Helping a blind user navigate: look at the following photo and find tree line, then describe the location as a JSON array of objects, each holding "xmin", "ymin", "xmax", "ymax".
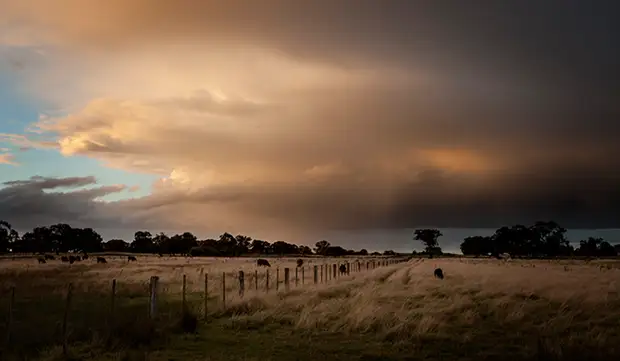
[
  {"xmin": 413, "ymin": 221, "xmax": 620, "ymax": 258},
  {"xmin": 2, "ymin": 220, "xmax": 618, "ymax": 258},
  {"xmin": 0, "ymin": 221, "xmax": 395, "ymax": 257}
]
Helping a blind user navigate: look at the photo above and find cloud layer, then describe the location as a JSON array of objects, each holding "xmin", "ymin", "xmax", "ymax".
[{"xmin": 1, "ymin": 0, "xmax": 619, "ymax": 238}]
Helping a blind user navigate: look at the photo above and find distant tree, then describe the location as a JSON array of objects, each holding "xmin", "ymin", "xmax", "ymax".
[
  {"xmin": 599, "ymin": 241, "xmax": 617, "ymax": 257},
  {"xmin": 169, "ymin": 232, "xmax": 198, "ymax": 254},
  {"xmin": 250, "ymin": 240, "xmax": 269, "ymax": 254},
  {"xmin": 0, "ymin": 220, "xmax": 19, "ymax": 253},
  {"xmin": 153, "ymin": 232, "xmax": 171, "ymax": 254},
  {"xmin": 413, "ymin": 229, "xmax": 443, "ymax": 255},
  {"xmin": 73, "ymin": 227, "xmax": 104, "ymax": 253},
  {"xmin": 250, "ymin": 240, "xmax": 270, "ymax": 254},
  {"xmin": 314, "ymin": 240, "xmax": 330, "ymax": 255},
  {"xmin": 614, "ymin": 244, "xmax": 620, "ymax": 256},
  {"xmin": 299, "ymin": 245, "xmax": 313, "ymax": 255},
  {"xmin": 270, "ymin": 241, "xmax": 299, "ymax": 255},
  {"xmin": 49, "ymin": 223, "xmax": 74, "ymax": 252},
  {"xmin": 17, "ymin": 226, "xmax": 53, "ymax": 254},
  {"xmin": 234, "ymin": 234, "xmax": 252, "ymax": 255},
  {"xmin": 460, "ymin": 236, "xmax": 493, "ymax": 256},
  {"xmin": 530, "ymin": 221, "xmax": 570, "ymax": 257},
  {"xmin": 358, "ymin": 249, "xmax": 369, "ymax": 256},
  {"xmin": 323, "ymin": 246, "xmax": 348, "ymax": 257},
  {"xmin": 104, "ymin": 239, "xmax": 129, "ymax": 252},
  {"xmin": 131, "ymin": 231, "xmax": 154, "ymax": 253},
  {"xmin": 383, "ymin": 250, "xmax": 396, "ymax": 256}
]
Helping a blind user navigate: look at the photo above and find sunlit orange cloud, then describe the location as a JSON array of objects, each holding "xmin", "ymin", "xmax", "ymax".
[{"xmin": 2, "ymin": 0, "xmax": 619, "ymax": 236}]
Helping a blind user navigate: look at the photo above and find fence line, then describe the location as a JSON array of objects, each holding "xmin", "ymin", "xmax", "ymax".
[{"xmin": 0, "ymin": 257, "xmax": 408, "ymax": 357}]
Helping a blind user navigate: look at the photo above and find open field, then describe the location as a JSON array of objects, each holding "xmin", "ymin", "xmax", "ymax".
[{"xmin": 1, "ymin": 256, "xmax": 620, "ymax": 361}]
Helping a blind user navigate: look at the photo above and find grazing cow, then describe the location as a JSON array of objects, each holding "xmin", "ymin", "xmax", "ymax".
[
  {"xmin": 82, "ymin": 254, "xmax": 89, "ymax": 260},
  {"xmin": 61, "ymin": 256, "xmax": 70, "ymax": 263},
  {"xmin": 37, "ymin": 257, "xmax": 46, "ymax": 264},
  {"xmin": 97, "ymin": 257, "xmax": 107, "ymax": 264},
  {"xmin": 128, "ymin": 256, "xmax": 137, "ymax": 262},
  {"xmin": 296, "ymin": 259, "xmax": 304, "ymax": 268},
  {"xmin": 257, "ymin": 258, "xmax": 271, "ymax": 267},
  {"xmin": 69, "ymin": 255, "xmax": 81, "ymax": 263},
  {"xmin": 434, "ymin": 268, "xmax": 444, "ymax": 279},
  {"xmin": 44, "ymin": 255, "xmax": 55, "ymax": 260},
  {"xmin": 339, "ymin": 264, "xmax": 346, "ymax": 275}
]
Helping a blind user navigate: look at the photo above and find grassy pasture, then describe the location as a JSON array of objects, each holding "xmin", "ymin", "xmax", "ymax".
[{"xmin": 1, "ymin": 256, "xmax": 619, "ymax": 361}]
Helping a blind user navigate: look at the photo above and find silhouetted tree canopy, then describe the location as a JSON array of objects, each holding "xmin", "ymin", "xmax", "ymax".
[
  {"xmin": 459, "ymin": 221, "xmax": 618, "ymax": 258},
  {"xmin": 1, "ymin": 219, "xmax": 618, "ymax": 259},
  {"xmin": 413, "ymin": 229, "xmax": 443, "ymax": 256}
]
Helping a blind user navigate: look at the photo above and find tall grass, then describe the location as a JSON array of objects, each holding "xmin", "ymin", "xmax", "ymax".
[{"xmin": 1, "ymin": 256, "xmax": 619, "ymax": 360}]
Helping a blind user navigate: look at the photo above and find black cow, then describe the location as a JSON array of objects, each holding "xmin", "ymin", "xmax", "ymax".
[
  {"xmin": 44, "ymin": 255, "xmax": 55, "ymax": 260},
  {"xmin": 128, "ymin": 256, "xmax": 137, "ymax": 262},
  {"xmin": 69, "ymin": 255, "xmax": 81, "ymax": 264},
  {"xmin": 37, "ymin": 257, "xmax": 46, "ymax": 264},
  {"xmin": 434, "ymin": 268, "xmax": 444, "ymax": 279},
  {"xmin": 97, "ymin": 257, "xmax": 107, "ymax": 264},
  {"xmin": 296, "ymin": 259, "xmax": 304, "ymax": 268},
  {"xmin": 257, "ymin": 259, "xmax": 271, "ymax": 267},
  {"xmin": 339, "ymin": 264, "xmax": 346, "ymax": 275},
  {"xmin": 61, "ymin": 256, "xmax": 70, "ymax": 263}
]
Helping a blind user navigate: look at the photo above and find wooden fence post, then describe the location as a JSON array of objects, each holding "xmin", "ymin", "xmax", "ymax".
[
  {"xmin": 204, "ymin": 273, "xmax": 208, "ymax": 321},
  {"xmin": 284, "ymin": 268, "xmax": 290, "ymax": 291},
  {"xmin": 255, "ymin": 270, "xmax": 258, "ymax": 291},
  {"xmin": 62, "ymin": 283, "xmax": 73, "ymax": 357},
  {"xmin": 266, "ymin": 269, "xmax": 270, "ymax": 292},
  {"xmin": 149, "ymin": 276, "xmax": 159, "ymax": 319},
  {"xmin": 313, "ymin": 265, "xmax": 318, "ymax": 284},
  {"xmin": 295, "ymin": 267, "xmax": 299, "ymax": 286},
  {"xmin": 5, "ymin": 286, "xmax": 15, "ymax": 351},
  {"xmin": 346, "ymin": 262, "xmax": 350, "ymax": 275},
  {"xmin": 222, "ymin": 272, "xmax": 226, "ymax": 308},
  {"xmin": 302, "ymin": 267, "xmax": 305, "ymax": 284},
  {"xmin": 320, "ymin": 265, "xmax": 324, "ymax": 283},
  {"xmin": 109, "ymin": 279, "xmax": 116, "ymax": 335},
  {"xmin": 276, "ymin": 268, "xmax": 280, "ymax": 291},
  {"xmin": 239, "ymin": 270, "xmax": 245, "ymax": 297},
  {"xmin": 182, "ymin": 274, "xmax": 187, "ymax": 312},
  {"xmin": 333, "ymin": 264, "xmax": 337, "ymax": 280}
]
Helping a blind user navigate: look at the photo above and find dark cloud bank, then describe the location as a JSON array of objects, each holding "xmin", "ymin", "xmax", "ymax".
[{"xmin": 2, "ymin": 1, "xmax": 620, "ymax": 246}]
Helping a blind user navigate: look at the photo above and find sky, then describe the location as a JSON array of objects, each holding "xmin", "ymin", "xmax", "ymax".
[{"xmin": 1, "ymin": 0, "xmax": 619, "ymax": 253}]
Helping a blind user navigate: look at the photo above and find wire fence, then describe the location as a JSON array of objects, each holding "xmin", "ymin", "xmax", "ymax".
[{"xmin": 0, "ymin": 257, "xmax": 407, "ymax": 358}]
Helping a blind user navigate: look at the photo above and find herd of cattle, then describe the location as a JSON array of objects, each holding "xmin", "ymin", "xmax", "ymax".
[
  {"xmin": 37, "ymin": 254, "xmax": 137, "ymax": 264},
  {"xmin": 34, "ymin": 254, "xmax": 445, "ymax": 279}
]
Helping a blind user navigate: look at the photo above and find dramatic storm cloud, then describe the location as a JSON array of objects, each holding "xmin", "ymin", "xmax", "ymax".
[{"xmin": 1, "ymin": 0, "xmax": 619, "ymax": 239}]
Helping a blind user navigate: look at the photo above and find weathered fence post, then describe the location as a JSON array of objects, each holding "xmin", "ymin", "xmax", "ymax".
[
  {"xmin": 182, "ymin": 274, "xmax": 187, "ymax": 312},
  {"xmin": 204, "ymin": 273, "xmax": 209, "ymax": 320},
  {"xmin": 62, "ymin": 283, "xmax": 73, "ymax": 357},
  {"xmin": 266, "ymin": 269, "xmax": 270, "ymax": 292},
  {"xmin": 314, "ymin": 265, "xmax": 318, "ymax": 284},
  {"xmin": 333, "ymin": 264, "xmax": 337, "ymax": 279},
  {"xmin": 5, "ymin": 286, "xmax": 15, "ymax": 351},
  {"xmin": 284, "ymin": 268, "xmax": 290, "ymax": 291},
  {"xmin": 276, "ymin": 268, "xmax": 280, "ymax": 291},
  {"xmin": 255, "ymin": 270, "xmax": 258, "ymax": 291},
  {"xmin": 302, "ymin": 267, "xmax": 305, "ymax": 284},
  {"xmin": 320, "ymin": 265, "xmax": 324, "ymax": 283},
  {"xmin": 149, "ymin": 276, "xmax": 159, "ymax": 319},
  {"xmin": 109, "ymin": 279, "xmax": 116, "ymax": 336},
  {"xmin": 239, "ymin": 270, "xmax": 245, "ymax": 297},
  {"xmin": 295, "ymin": 267, "xmax": 299, "ymax": 286},
  {"xmin": 222, "ymin": 272, "xmax": 226, "ymax": 308},
  {"xmin": 346, "ymin": 262, "xmax": 350, "ymax": 275}
]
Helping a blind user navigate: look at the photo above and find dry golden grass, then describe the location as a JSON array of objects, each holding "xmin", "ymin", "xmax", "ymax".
[{"xmin": 1, "ymin": 256, "xmax": 620, "ymax": 360}]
